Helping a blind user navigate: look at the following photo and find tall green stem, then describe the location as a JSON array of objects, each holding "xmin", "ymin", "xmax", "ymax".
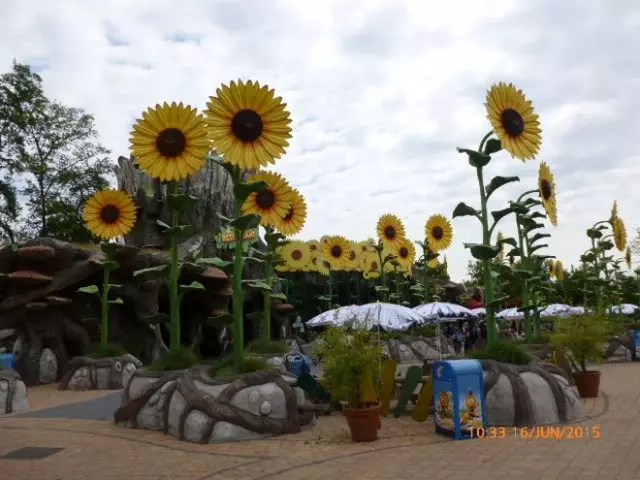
[
  {"xmin": 262, "ymin": 250, "xmax": 274, "ymax": 342},
  {"xmin": 232, "ymin": 168, "xmax": 246, "ymax": 367},
  {"xmin": 515, "ymin": 213, "xmax": 532, "ymax": 340},
  {"xmin": 168, "ymin": 181, "xmax": 181, "ymax": 353},
  {"xmin": 476, "ymin": 164, "xmax": 496, "ymax": 344},
  {"xmin": 100, "ymin": 266, "xmax": 111, "ymax": 350}
]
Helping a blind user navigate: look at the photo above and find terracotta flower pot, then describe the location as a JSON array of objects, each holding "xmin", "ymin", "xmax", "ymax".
[
  {"xmin": 572, "ymin": 370, "xmax": 601, "ymax": 398},
  {"xmin": 343, "ymin": 403, "xmax": 381, "ymax": 442}
]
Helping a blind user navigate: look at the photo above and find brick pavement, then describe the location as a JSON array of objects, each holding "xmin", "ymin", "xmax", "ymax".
[{"xmin": 0, "ymin": 362, "xmax": 636, "ymax": 480}]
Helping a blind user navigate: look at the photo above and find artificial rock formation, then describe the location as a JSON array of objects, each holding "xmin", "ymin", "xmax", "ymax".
[
  {"xmin": 480, "ymin": 360, "xmax": 583, "ymax": 426},
  {"xmin": 114, "ymin": 368, "xmax": 314, "ymax": 444},
  {"xmin": 383, "ymin": 337, "xmax": 456, "ymax": 363},
  {"xmin": 0, "ymin": 368, "xmax": 28, "ymax": 414},
  {"xmin": 58, "ymin": 354, "xmax": 142, "ymax": 391},
  {"xmin": 0, "ymin": 237, "xmax": 229, "ymax": 386}
]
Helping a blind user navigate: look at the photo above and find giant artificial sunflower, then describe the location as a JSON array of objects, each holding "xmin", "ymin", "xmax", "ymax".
[
  {"xmin": 83, "ymin": 189, "xmax": 137, "ymax": 240},
  {"xmin": 322, "ymin": 235, "xmax": 351, "ymax": 270},
  {"xmin": 317, "ymin": 257, "xmax": 331, "ymax": 276},
  {"xmin": 613, "ymin": 216, "xmax": 627, "ymax": 251},
  {"xmin": 361, "ymin": 252, "xmax": 381, "ymax": 279},
  {"xmin": 277, "ymin": 188, "xmax": 307, "ymax": 237},
  {"xmin": 281, "ymin": 241, "xmax": 311, "ymax": 271},
  {"xmin": 425, "ymin": 214, "xmax": 453, "ymax": 252},
  {"xmin": 554, "ymin": 260, "xmax": 564, "ymax": 280},
  {"xmin": 394, "ymin": 238, "xmax": 416, "ymax": 270},
  {"xmin": 538, "ymin": 161, "xmax": 558, "ymax": 226},
  {"xmin": 129, "ymin": 102, "xmax": 210, "ymax": 182},
  {"xmin": 241, "ymin": 171, "xmax": 294, "ymax": 228},
  {"xmin": 377, "ymin": 214, "xmax": 405, "ymax": 246},
  {"xmin": 611, "ymin": 200, "xmax": 618, "ymax": 221},
  {"xmin": 626, "ymin": 247, "xmax": 632, "ymax": 270},
  {"xmin": 485, "ymin": 82, "xmax": 542, "ymax": 161},
  {"xmin": 307, "ymin": 240, "xmax": 320, "ymax": 254},
  {"xmin": 346, "ymin": 242, "xmax": 361, "ymax": 272},
  {"xmin": 204, "ymin": 80, "xmax": 292, "ymax": 170}
]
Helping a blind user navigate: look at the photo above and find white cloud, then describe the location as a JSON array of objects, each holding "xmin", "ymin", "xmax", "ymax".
[{"xmin": 2, "ymin": 0, "xmax": 640, "ymax": 279}]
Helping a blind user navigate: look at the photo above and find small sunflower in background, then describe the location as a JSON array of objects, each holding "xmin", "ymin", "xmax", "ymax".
[
  {"xmin": 485, "ymin": 82, "xmax": 542, "ymax": 161},
  {"xmin": 497, "ymin": 232, "xmax": 505, "ymax": 261},
  {"xmin": 277, "ymin": 188, "xmax": 307, "ymax": 237},
  {"xmin": 361, "ymin": 252, "xmax": 381, "ymax": 279},
  {"xmin": 554, "ymin": 260, "xmax": 564, "ymax": 280},
  {"xmin": 625, "ymin": 247, "xmax": 632, "ymax": 270},
  {"xmin": 204, "ymin": 80, "xmax": 292, "ymax": 170},
  {"xmin": 547, "ymin": 259, "xmax": 556, "ymax": 278},
  {"xmin": 319, "ymin": 235, "xmax": 330, "ymax": 246},
  {"xmin": 613, "ymin": 216, "xmax": 627, "ymax": 251},
  {"xmin": 357, "ymin": 240, "xmax": 374, "ymax": 255},
  {"xmin": 317, "ymin": 257, "xmax": 331, "ymax": 276},
  {"xmin": 322, "ymin": 235, "xmax": 351, "ymax": 270},
  {"xmin": 129, "ymin": 102, "xmax": 210, "ymax": 181},
  {"xmin": 538, "ymin": 162, "xmax": 558, "ymax": 226},
  {"xmin": 282, "ymin": 241, "xmax": 311, "ymax": 271},
  {"xmin": 346, "ymin": 242, "xmax": 361, "ymax": 272},
  {"xmin": 611, "ymin": 200, "xmax": 618, "ymax": 221},
  {"xmin": 307, "ymin": 240, "xmax": 320, "ymax": 253},
  {"xmin": 241, "ymin": 171, "xmax": 293, "ymax": 228},
  {"xmin": 377, "ymin": 214, "xmax": 406, "ymax": 246},
  {"xmin": 425, "ymin": 214, "xmax": 453, "ymax": 252},
  {"xmin": 83, "ymin": 189, "xmax": 137, "ymax": 240},
  {"xmin": 394, "ymin": 238, "xmax": 416, "ymax": 271}
]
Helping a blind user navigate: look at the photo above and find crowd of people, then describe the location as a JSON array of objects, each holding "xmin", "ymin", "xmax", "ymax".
[{"xmin": 443, "ymin": 320, "xmax": 487, "ymax": 355}]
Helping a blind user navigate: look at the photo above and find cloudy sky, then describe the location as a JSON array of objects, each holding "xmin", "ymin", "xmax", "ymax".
[{"xmin": 2, "ymin": 0, "xmax": 639, "ymax": 280}]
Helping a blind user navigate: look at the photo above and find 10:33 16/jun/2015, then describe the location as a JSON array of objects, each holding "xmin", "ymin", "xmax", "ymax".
[{"xmin": 470, "ymin": 425, "xmax": 601, "ymax": 440}]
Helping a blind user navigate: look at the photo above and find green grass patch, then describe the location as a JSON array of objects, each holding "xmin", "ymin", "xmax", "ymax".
[
  {"xmin": 468, "ymin": 339, "xmax": 533, "ymax": 365},
  {"xmin": 209, "ymin": 356, "xmax": 273, "ymax": 378},
  {"xmin": 246, "ymin": 339, "xmax": 288, "ymax": 355},
  {"xmin": 148, "ymin": 348, "xmax": 200, "ymax": 372}
]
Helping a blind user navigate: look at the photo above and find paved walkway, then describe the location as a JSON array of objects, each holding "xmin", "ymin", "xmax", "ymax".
[{"xmin": 0, "ymin": 363, "xmax": 637, "ymax": 480}]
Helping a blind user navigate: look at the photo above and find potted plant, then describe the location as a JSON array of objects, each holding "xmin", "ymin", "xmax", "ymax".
[
  {"xmin": 318, "ymin": 325, "xmax": 383, "ymax": 442},
  {"xmin": 552, "ymin": 313, "xmax": 610, "ymax": 398}
]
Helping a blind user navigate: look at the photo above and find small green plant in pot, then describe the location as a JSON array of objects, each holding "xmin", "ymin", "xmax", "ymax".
[
  {"xmin": 318, "ymin": 325, "xmax": 383, "ymax": 442},
  {"xmin": 552, "ymin": 313, "xmax": 610, "ymax": 398}
]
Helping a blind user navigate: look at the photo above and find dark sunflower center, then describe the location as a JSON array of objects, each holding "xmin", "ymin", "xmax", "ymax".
[
  {"xmin": 540, "ymin": 179, "xmax": 552, "ymax": 200},
  {"xmin": 291, "ymin": 249, "xmax": 302, "ymax": 261},
  {"xmin": 349, "ymin": 251, "xmax": 356, "ymax": 261},
  {"xmin": 330, "ymin": 246, "xmax": 342, "ymax": 258},
  {"xmin": 372, "ymin": 261, "xmax": 379, "ymax": 270},
  {"xmin": 501, "ymin": 108, "xmax": 525, "ymax": 137},
  {"xmin": 255, "ymin": 189, "xmax": 276, "ymax": 209},
  {"xmin": 283, "ymin": 207, "xmax": 294, "ymax": 221},
  {"xmin": 231, "ymin": 109, "xmax": 263, "ymax": 142},
  {"xmin": 99, "ymin": 204, "xmax": 121, "ymax": 224},
  {"xmin": 432, "ymin": 226, "xmax": 444, "ymax": 240},
  {"xmin": 384, "ymin": 226, "xmax": 396, "ymax": 239},
  {"xmin": 399, "ymin": 247, "xmax": 409, "ymax": 258},
  {"xmin": 156, "ymin": 128, "xmax": 187, "ymax": 157}
]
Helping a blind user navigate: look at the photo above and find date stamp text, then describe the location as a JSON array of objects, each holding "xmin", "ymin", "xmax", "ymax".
[{"xmin": 470, "ymin": 425, "xmax": 600, "ymax": 440}]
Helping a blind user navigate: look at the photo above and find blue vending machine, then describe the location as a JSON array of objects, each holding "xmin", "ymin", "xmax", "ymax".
[{"xmin": 432, "ymin": 359, "xmax": 487, "ymax": 440}]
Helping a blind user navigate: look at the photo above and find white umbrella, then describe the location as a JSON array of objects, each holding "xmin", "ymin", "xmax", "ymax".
[
  {"xmin": 569, "ymin": 306, "xmax": 586, "ymax": 315},
  {"xmin": 539, "ymin": 304, "xmax": 572, "ymax": 318},
  {"xmin": 608, "ymin": 304, "xmax": 639, "ymax": 315},
  {"xmin": 353, "ymin": 302, "xmax": 425, "ymax": 331},
  {"xmin": 413, "ymin": 302, "xmax": 478, "ymax": 323},
  {"xmin": 305, "ymin": 305, "xmax": 360, "ymax": 327},
  {"xmin": 470, "ymin": 307, "xmax": 486, "ymax": 317},
  {"xmin": 496, "ymin": 307, "xmax": 524, "ymax": 320}
]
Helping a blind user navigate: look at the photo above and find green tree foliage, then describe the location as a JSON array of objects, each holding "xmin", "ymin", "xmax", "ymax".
[{"xmin": 0, "ymin": 61, "xmax": 111, "ymax": 242}]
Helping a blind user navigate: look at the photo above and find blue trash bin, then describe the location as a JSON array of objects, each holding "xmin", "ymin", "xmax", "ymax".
[{"xmin": 0, "ymin": 353, "xmax": 14, "ymax": 369}]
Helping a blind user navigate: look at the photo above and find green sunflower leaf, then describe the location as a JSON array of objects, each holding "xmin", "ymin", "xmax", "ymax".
[
  {"xmin": 452, "ymin": 202, "xmax": 479, "ymax": 219},
  {"xmin": 485, "ymin": 176, "xmax": 520, "ymax": 199},
  {"xmin": 491, "ymin": 207, "xmax": 517, "ymax": 223},
  {"xmin": 133, "ymin": 264, "xmax": 169, "ymax": 278},
  {"xmin": 586, "ymin": 228, "xmax": 603, "ymax": 239},
  {"xmin": 463, "ymin": 243, "xmax": 500, "ymax": 260},
  {"xmin": 530, "ymin": 232, "xmax": 551, "ymax": 244},
  {"xmin": 162, "ymin": 225, "xmax": 194, "ymax": 238},
  {"xmin": 244, "ymin": 280, "xmax": 273, "ymax": 292},
  {"xmin": 525, "ymin": 211, "xmax": 547, "ymax": 220},
  {"xmin": 179, "ymin": 281, "xmax": 206, "ymax": 292},
  {"xmin": 529, "ymin": 244, "xmax": 549, "ymax": 254},
  {"xmin": 270, "ymin": 293, "xmax": 287, "ymax": 301},
  {"xmin": 229, "ymin": 214, "xmax": 260, "ymax": 231},
  {"xmin": 457, "ymin": 148, "xmax": 491, "ymax": 168},
  {"xmin": 100, "ymin": 243, "xmax": 122, "ymax": 257},
  {"xmin": 265, "ymin": 230, "xmax": 287, "ymax": 246},
  {"xmin": 522, "ymin": 198, "xmax": 542, "ymax": 207},
  {"xmin": 497, "ymin": 236, "xmax": 518, "ymax": 248},
  {"xmin": 512, "ymin": 268, "xmax": 534, "ymax": 279},
  {"xmin": 196, "ymin": 257, "xmax": 233, "ymax": 271},
  {"xmin": 207, "ymin": 313, "xmax": 235, "ymax": 328},
  {"xmin": 167, "ymin": 193, "xmax": 199, "ymax": 211},
  {"xmin": 77, "ymin": 285, "xmax": 100, "ymax": 295},
  {"xmin": 233, "ymin": 181, "xmax": 268, "ymax": 204},
  {"xmin": 483, "ymin": 138, "xmax": 502, "ymax": 155},
  {"xmin": 108, "ymin": 298, "xmax": 124, "ymax": 305}
]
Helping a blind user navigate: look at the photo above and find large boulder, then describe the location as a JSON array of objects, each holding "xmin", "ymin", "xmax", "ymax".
[
  {"xmin": 480, "ymin": 360, "xmax": 582, "ymax": 426},
  {"xmin": 383, "ymin": 337, "xmax": 455, "ymax": 363},
  {"xmin": 58, "ymin": 354, "xmax": 142, "ymax": 390},
  {"xmin": 0, "ymin": 368, "xmax": 28, "ymax": 414},
  {"xmin": 114, "ymin": 367, "xmax": 315, "ymax": 444}
]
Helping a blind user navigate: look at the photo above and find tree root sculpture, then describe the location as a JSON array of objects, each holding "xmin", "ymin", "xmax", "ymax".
[
  {"xmin": 114, "ymin": 368, "xmax": 312, "ymax": 444},
  {"xmin": 0, "ymin": 368, "xmax": 28, "ymax": 414},
  {"xmin": 479, "ymin": 360, "xmax": 582, "ymax": 427},
  {"xmin": 58, "ymin": 354, "xmax": 142, "ymax": 390}
]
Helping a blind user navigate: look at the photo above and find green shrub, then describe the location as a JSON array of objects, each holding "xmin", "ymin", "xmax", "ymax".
[
  {"xmin": 89, "ymin": 343, "xmax": 128, "ymax": 359},
  {"xmin": 209, "ymin": 356, "xmax": 272, "ymax": 378},
  {"xmin": 148, "ymin": 348, "xmax": 199, "ymax": 371},
  {"xmin": 318, "ymin": 326, "xmax": 383, "ymax": 408},
  {"xmin": 415, "ymin": 324, "xmax": 437, "ymax": 338},
  {"xmin": 552, "ymin": 313, "xmax": 610, "ymax": 372},
  {"xmin": 514, "ymin": 333, "xmax": 551, "ymax": 345},
  {"xmin": 468, "ymin": 339, "xmax": 533, "ymax": 365},
  {"xmin": 246, "ymin": 339, "xmax": 288, "ymax": 355}
]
